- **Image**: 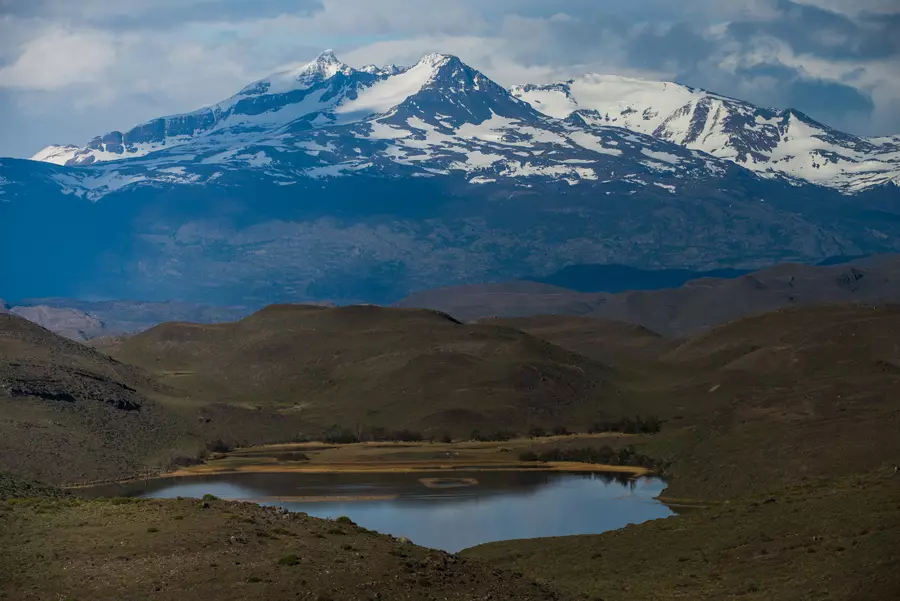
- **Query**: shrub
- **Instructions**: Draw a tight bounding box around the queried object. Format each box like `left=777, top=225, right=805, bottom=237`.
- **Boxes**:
left=277, top=554, right=301, bottom=566
left=439, top=434, right=453, bottom=444
left=552, top=426, right=570, bottom=436
left=335, top=516, right=355, bottom=525
left=528, top=427, right=546, bottom=438
left=323, top=426, right=359, bottom=444
left=275, top=452, right=310, bottom=462
left=518, top=451, right=539, bottom=462
left=108, top=497, right=139, bottom=505
left=146, top=527, right=159, bottom=533
left=205, top=440, right=233, bottom=453
left=201, top=494, right=219, bottom=502
left=168, top=454, right=204, bottom=469
left=471, top=429, right=519, bottom=442
left=390, top=429, right=423, bottom=442
left=587, top=416, right=662, bottom=435
left=530, top=445, right=657, bottom=468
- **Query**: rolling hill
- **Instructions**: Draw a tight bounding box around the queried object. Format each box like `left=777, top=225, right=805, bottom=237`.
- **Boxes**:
left=0, top=313, right=194, bottom=484
left=104, top=304, right=632, bottom=438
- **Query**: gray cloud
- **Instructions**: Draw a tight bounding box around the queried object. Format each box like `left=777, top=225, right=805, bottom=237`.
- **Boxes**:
left=0, top=0, right=322, bottom=29
left=0, top=0, right=898, bottom=158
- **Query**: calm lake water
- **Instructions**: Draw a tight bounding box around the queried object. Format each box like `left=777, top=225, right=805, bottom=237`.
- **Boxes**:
left=87, top=470, right=673, bottom=552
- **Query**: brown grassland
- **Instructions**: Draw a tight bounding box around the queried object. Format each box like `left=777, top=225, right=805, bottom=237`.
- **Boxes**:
left=2, top=303, right=900, bottom=599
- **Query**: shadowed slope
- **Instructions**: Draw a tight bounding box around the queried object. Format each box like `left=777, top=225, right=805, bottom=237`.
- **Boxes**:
left=478, top=315, right=668, bottom=365
left=648, top=304, right=900, bottom=500
left=0, top=314, right=192, bottom=484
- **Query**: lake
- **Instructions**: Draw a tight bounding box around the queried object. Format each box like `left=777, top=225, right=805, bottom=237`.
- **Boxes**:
left=86, top=470, right=673, bottom=552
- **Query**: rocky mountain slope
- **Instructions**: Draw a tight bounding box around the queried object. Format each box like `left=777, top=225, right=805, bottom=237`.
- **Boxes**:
left=4, top=51, right=899, bottom=305
left=511, top=75, right=900, bottom=192
left=3, top=299, right=251, bottom=341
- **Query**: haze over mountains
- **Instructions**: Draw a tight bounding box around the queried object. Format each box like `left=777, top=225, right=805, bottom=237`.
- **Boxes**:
left=2, top=51, right=899, bottom=306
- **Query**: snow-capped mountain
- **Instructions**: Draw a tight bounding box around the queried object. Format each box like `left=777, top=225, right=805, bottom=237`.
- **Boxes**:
left=5, top=51, right=900, bottom=307
left=28, top=52, right=898, bottom=195
left=511, top=74, right=900, bottom=193
left=15, top=51, right=747, bottom=201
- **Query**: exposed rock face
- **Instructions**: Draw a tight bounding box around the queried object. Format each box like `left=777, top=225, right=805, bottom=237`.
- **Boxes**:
left=5, top=300, right=250, bottom=340
left=9, top=306, right=105, bottom=341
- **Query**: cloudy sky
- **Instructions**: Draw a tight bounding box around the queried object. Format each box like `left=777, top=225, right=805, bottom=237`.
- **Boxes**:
left=0, top=0, right=898, bottom=157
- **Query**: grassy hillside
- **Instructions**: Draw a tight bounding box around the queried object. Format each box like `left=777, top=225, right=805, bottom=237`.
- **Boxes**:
left=3, top=303, right=900, bottom=599
left=493, top=305, right=900, bottom=500
left=463, top=469, right=900, bottom=601
left=1, top=496, right=565, bottom=601
left=105, top=304, right=635, bottom=438
left=0, top=314, right=195, bottom=484
left=479, top=315, right=667, bottom=364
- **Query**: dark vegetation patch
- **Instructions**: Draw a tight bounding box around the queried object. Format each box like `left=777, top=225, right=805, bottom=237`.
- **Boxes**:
left=518, top=445, right=658, bottom=469
left=274, top=452, right=310, bottom=462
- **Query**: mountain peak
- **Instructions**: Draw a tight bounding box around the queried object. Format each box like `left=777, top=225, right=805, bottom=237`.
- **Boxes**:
left=296, top=49, right=350, bottom=79
left=417, top=53, right=460, bottom=69
left=317, top=49, right=339, bottom=63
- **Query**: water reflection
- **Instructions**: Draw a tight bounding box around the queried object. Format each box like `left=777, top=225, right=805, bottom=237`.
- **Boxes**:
left=86, top=471, right=672, bottom=552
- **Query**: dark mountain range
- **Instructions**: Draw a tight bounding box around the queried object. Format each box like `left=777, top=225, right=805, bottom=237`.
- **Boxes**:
left=529, top=264, right=751, bottom=293
left=3, top=51, right=899, bottom=306
left=397, top=254, right=900, bottom=336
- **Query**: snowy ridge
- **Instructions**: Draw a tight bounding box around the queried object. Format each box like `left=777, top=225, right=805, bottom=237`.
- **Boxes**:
left=511, top=74, right=899, bottom=193
left=24, top=50, right=899, bottom=194
left=29, top=144, right=79, bottom=165
left=28, top=52, right=459, bottom=168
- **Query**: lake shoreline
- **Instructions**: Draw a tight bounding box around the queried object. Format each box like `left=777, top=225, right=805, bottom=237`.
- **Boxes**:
left=166, top=460, right=652, bottom=477
left=69, top=434, right=655, bottom=489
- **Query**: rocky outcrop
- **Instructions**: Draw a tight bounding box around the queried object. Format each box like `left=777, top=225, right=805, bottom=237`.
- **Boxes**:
left=9, top=306, right=105, bottom=341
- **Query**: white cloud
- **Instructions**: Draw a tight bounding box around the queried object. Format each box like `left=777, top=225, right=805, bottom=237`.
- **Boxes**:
left=0, top=27, right=117, bottom=90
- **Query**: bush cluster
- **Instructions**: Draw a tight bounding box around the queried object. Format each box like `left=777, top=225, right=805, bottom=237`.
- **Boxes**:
left=469, top=429, right=517, bottom=442
left=321, top=425, right=426, bottom=444
left=205, top=439, right=234, bottom=453
left=519, top=445, right=656, bottom=468
left=314, top=415, right=662, bottom=445
left=587, top=416, right=662, bottom=434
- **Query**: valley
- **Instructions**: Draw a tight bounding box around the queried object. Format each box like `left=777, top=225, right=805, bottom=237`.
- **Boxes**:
left=2, top=35, right=899, bottom=600
left=2, top=300, right=899, bottom=598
